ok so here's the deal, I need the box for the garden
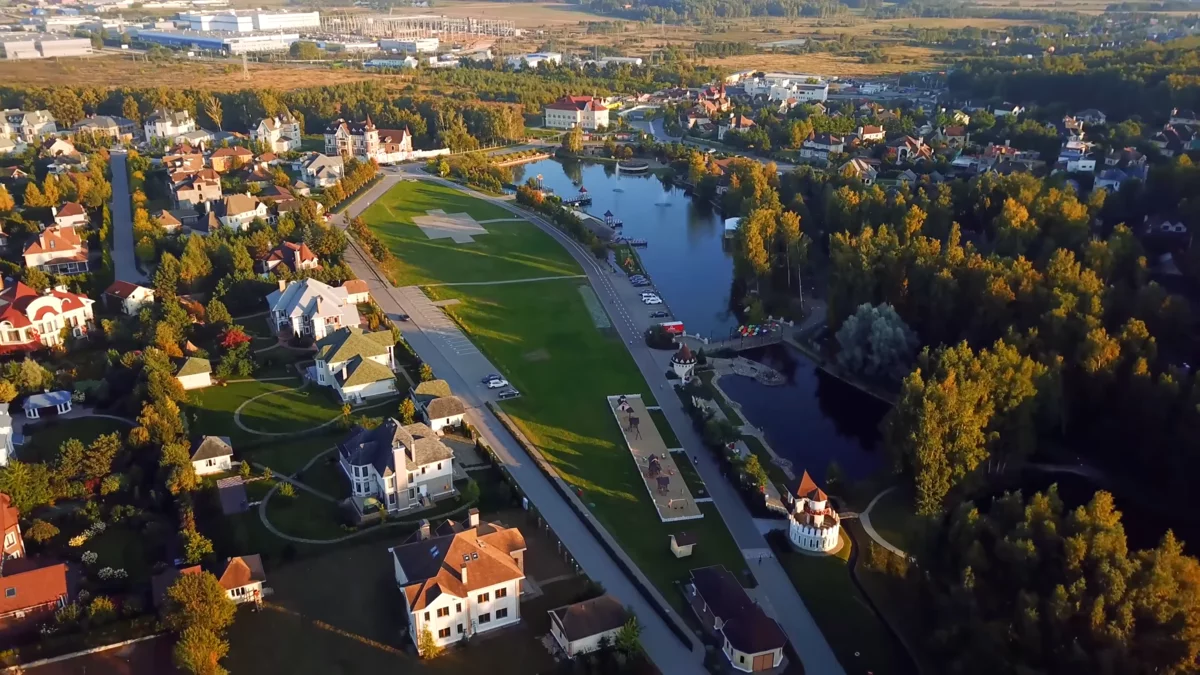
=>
[358,180,581,286]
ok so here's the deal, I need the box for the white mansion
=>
[338,418,455,514]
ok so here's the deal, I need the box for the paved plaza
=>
[607,394,703,523]
[412,209,489,243]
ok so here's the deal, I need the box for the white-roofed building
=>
[266,278,361,341]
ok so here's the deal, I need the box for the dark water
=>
[514,158,738,337]
[719,345,892,482]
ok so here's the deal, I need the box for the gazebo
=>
[23,391,72,418]
[671,344,698,382]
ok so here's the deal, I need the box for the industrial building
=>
[508,52,562,69]
[0,34,92,60]
[315,38,379,53]
[178,9,320,33]
[379,37,437,53]
[133,29,299,54]
[320,13,516,38]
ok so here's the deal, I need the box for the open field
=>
[771,529,914,675]
[703,47,946,77]
[426,278,749,609]
[388,0,605,26]
[361,180,580,286]
[19,416,131,464]
[1,55,386,91]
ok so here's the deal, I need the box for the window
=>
[437,463,442,470]
[438,628,451,638]
[478,613,491,624]
[4,588,14,598]
[455,603,461,613]
[496,608,508,619]
[421,467,427,475]
[456,624,464,634]
[495,588,507,599]
[477,592,489,603]
[739,655,745,664]
[388,493,396,505]
[424,611,430,621]
[436,607,449,618]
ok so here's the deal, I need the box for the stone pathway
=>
[858,487,906,557]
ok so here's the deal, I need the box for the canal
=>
[517,157,891,483]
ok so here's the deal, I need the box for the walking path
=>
[108,151,148,284]
[232,381,397,437]
[409,171,844,674]
[858,487,905,557]
[336,169,704,674]
[423,274,587,287]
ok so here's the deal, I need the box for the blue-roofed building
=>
[22,391,72,418]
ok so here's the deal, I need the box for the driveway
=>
[332,183,704,674]
[409,173,845,675]
[108,151,147,284]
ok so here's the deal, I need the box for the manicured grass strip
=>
[242,432,341,477]
[359,179,581,286]
[698,370,744,425]
[427,280,751,610]
[772,530,911,675]
[185,379,303,444]
[236,385,346,435]
[648,409,680,448]
[673,452,708,499]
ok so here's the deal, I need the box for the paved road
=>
[108,151,147,284]
[333,178,704,675]
[401,172,846,675]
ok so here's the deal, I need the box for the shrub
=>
[278,482,295,498]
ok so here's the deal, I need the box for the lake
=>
[517,158,890,483]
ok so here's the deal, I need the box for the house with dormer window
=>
[266,279,360,340]
[338,418,455,514]
[313,327,397,403]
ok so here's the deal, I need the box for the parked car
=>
[643,296,663,305]
[649,311,670,318]
[486,378,509,389]
[497,388,521,400]
[481,374,501,383]
[631,279,651,287]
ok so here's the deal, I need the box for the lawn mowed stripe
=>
[359,180,580,286]
[427,280,749,608]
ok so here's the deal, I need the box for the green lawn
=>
[19,416,132,464]
[359,180,580,285]
[236,384,346,435]
[673,452,708,500]
[698,370,744,425]
[264,487,349,541]
[649,409,680,448]
[867,487,926,555]
[772,530,912,675]
[244,431,342,476]
[86,523,152,584]
[428,280,749,609]
[296,454,350,500]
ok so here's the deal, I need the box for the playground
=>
[607,394,703,523]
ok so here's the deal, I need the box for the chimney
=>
[468,508,479,529]
[418,519,430,541]
[278,279,286,293]
[460,563,468,585]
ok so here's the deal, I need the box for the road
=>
[354,167,845,675]
[333,174,705,675]
[108,151,147,284]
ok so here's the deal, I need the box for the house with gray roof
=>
[175,356,213,390]
[297,152,344,188]
[266,278,360,341]
[338,418,456,514]
[314,327,397,403]
[190,436,233,476]
[410,380,466,433]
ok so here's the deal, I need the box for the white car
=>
[642,296,663,305]
[486,378,509,389]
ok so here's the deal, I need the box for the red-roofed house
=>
[256,241,320,275]
[217,555,266,605]
[717,114,756,141]
[52,202,88,230]
[209,146,254,173]
[342,279,370,304]
[543,96,609,131]
[0,280,95,352]
[23,225,88,275]
[104,280,155,316]
[0,494,24,559]
[0,495,69,638]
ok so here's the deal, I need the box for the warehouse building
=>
[134,29,299,54]
[379,37,438,53]
[0,34,91,60]
[178,9,320,33]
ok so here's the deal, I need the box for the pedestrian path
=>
[423,274,587,287]
[858,487,906,557]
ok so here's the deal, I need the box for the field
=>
[19,416,132,464]
[359,180,581,286]
[426,279,748,609]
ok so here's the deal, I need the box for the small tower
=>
[604,210,615,226]
[671,343,697,382]
[786,470,841,554]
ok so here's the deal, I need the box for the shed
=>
[175,357,213,391]
[670,531,697,558]
[190,436,233,476]
[548,594,631,658]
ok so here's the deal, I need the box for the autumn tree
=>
[0,185,13,213]
[563,125,584,155]
[203,95,223,131]
[173,627,228,675]
[399,397,416,425]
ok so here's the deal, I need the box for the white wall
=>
[193,455,231,476]
[178,372,212,391]
[428,413,464,434]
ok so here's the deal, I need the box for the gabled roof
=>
[210,146,253,159]
[258,241,317,271]
[338,418,453,474]
[426,396,465,420]
[392,523,526,611]
[0,493,19,536]
[412,379,452,399]
[217,555,265,590]
[690,565,786,655]
[24,225,84,257]
[315,326,394,364]
[267,279,351,319]
[549,594,630,642]
[220,194,261,218]
[176,357,212,378]
[342,279,369,296]
[190,435,232,461]
[104,280,151,299]
[55,202,86,219]
[337,356,396,388]
[0,559,68,615]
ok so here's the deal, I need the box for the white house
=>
[339,418,456,514]
[840,158,878,185]
[787,471,840,553]
[175,357,213,391]
[216,194,268,231]
[189,436,233,476]
[549,595,631,658]
[1,109,57,142]
[52,202,89,230]
[217,555,265,605]
[314,327,397,403]
[543,96,609,131]
[687,565,787,673]
[856,125,885,143]
[103,280,154,316]
[799,133,844,161]
[0,404,14,467]
[252,114,302,153]
[341,279,370,305]
[23,225,88,275]
[410,380,466,433]
[716,114,756,142]
[389,513,526,649]
[144,109,197,141]
[266,278,361,340]
[0,280,95,351]
[297,153,344,188]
